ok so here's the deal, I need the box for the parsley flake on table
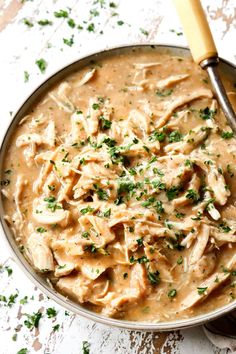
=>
[23,311,42,329]
[35,58,47,73]
[117,20,124,25]
[24,71,29,82]
[38,19,53,26]
[54,9,69,18]
[46,307,57,318]
[140,28,149,36]
[53,324,60,331]
[82,341,90,354]
[17,349,28,354]
[67,18,76,28]
[23,18,33,27]
[63,35,74,47]
[87,23,95,32]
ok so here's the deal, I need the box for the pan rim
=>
[0,43,235,331]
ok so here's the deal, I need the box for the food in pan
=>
[2,48,236,321]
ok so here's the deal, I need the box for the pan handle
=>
[173,0,218,64]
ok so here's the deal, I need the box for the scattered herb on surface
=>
[23,18,33,27]
[23,311,42,329]
[140,28,149,36]
[63,35,74,46]
[53,324,60,331]
[82,341,90,354]
[54,9,69,18]
[38,19,53,26]
[17,349,28,354]
[35,58,47,73]
[24,71,29,82]
[46,307,57,318]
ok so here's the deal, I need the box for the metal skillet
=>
[0,44,236,331]
[173,0,236,131]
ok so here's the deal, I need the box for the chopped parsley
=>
[23,18,33,27]
[185,189,200,203]
[140,28,149,36]
[24,71,29,82]
[23,311,42,329]
[44,196,62,212]
[166,186,180,201]
[35,58,47,74]
[63,35,74,47]
[136,238,143,246]
[92,103,100,110]
[221,131,234,139]
[38,19,53,26]
[90,9,99,16]
[20,296,28,305]
[177,256,183,265]
[175,212,185,219]
[0,265,13,277]
[102,208,111,217]
[36,227,47,233]
[147,270,160,285]
[0,179,10,186]
[46,307,57,318]
[197,287,208,295]
[82,232,90,239]
[93,184,109,200]
[219,222,231,233]
[156,89,173,97]
[80,206,94,215]
[168,289,177,298]
[85,244,98,253]
[17,349,28,354]
[168,130,183,143]
[199,107,216,120]
[149,130,166,142]
[53,324,60,331]
[48,185,55,191]
[117,20,124,25]
[82,341,90,354]
[99,116,112,130]
[54,9,69,18]
[87,23,95,32]
[67,18,75,28]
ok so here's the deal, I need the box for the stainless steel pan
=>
[0,44,235,331]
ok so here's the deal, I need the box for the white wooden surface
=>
[0,0,235,353]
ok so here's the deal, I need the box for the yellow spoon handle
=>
[173,0,218,64]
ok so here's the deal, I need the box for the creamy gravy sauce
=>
[2,48,236,322]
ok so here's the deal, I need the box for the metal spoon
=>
[173,0,236,131]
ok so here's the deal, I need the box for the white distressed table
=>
[0,0,235,353]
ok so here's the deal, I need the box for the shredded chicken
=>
[3,50,236,322]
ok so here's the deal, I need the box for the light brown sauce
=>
[2,48,236,322]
